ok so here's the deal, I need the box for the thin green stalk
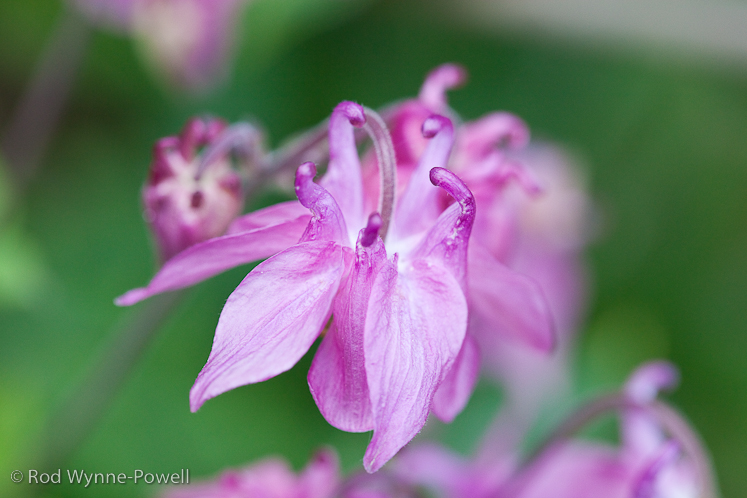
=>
[1,6,90,190]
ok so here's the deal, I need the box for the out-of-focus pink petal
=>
[161,449,340,498]
[432,333,480,423]
[295,162,350,246]
[308,235,388,433]
[457,112,530,160]
[623,361,680,457]
[321,102,366,231]
[468,243,555,352]
[299,449,341,498]
[393,116,454,240]
[418,63,467,110]
[625,361,680,404]
[633,441,682,498]
[363,259,468,472]
[227,200,310,234]
[392,443,508,498]
[393,443,470,495]
[190,241,347,411]
[410,167,475,291]
[162,460,297,498]
[115,215,310,306]
[512,443,633,498]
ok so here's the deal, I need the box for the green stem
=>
[1,5,90,190]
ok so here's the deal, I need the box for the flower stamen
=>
[360,212,383,248]
[362,107,397,242]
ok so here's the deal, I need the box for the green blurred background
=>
[1,0,746,496]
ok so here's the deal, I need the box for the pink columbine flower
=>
[511,361,703,498]
[160,449,339,498]
[117,98,553,471]
[142,117,244,263]
[70,0,248,90]
[390,361,709,498]
[190,102,475,473]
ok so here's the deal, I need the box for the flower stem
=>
[1,5,90,190]
[243,118,331,199]
[40,290,185,469]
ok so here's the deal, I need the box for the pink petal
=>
[457,112,530,159]
[296,162,350,246]
[623,361,679,456]
[320,101,366,231]
[393,116,454,240]
[625,361,679,404]
[410,167,476,291]
[227,200,309,234]
[363,259,468,472]
[299,449,341,498]
[418,64,467,110]
[115,214,310,306]
[189,241,348,411]
[432,333,480,423]
[468,243,555,352]
[308,236,388,433]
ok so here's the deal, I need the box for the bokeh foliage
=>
[1,0,746,496]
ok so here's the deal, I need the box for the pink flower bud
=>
[143,117,243,262]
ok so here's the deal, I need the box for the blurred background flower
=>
[1,0,746,497]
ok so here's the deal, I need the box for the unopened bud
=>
[143,117,243,262]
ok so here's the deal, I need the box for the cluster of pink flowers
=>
[117,65,717,497]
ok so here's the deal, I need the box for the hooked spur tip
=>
[333,101,366,127]
[360,212,383,247]
[296,161,317,181]
[626,360,680,404]
[422,114,453,139]
[419,64,468,108]
[429,167,469,197]
[294,161,317,190]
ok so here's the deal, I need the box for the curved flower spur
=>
[117,99,554,471]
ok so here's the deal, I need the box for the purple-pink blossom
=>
[188,102,476,472]
[141,117,244,263]
[117,95,554,471]
[70,0,248,90]
[390,361,706,498]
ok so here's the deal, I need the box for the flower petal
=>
[320,101,366,231]
[468,243,555,352]
[227,200,310,234]
[296,162,350,246]
[457,112,530,159]
[418,63,467,110]
[363,258,468,472]
[189,240,348,411]
[308,234,388,433]
[409,167,475,291]
[432,333,480,423]
[623,361,679,456]
[115,214,310,306]
[393,116,454,240]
